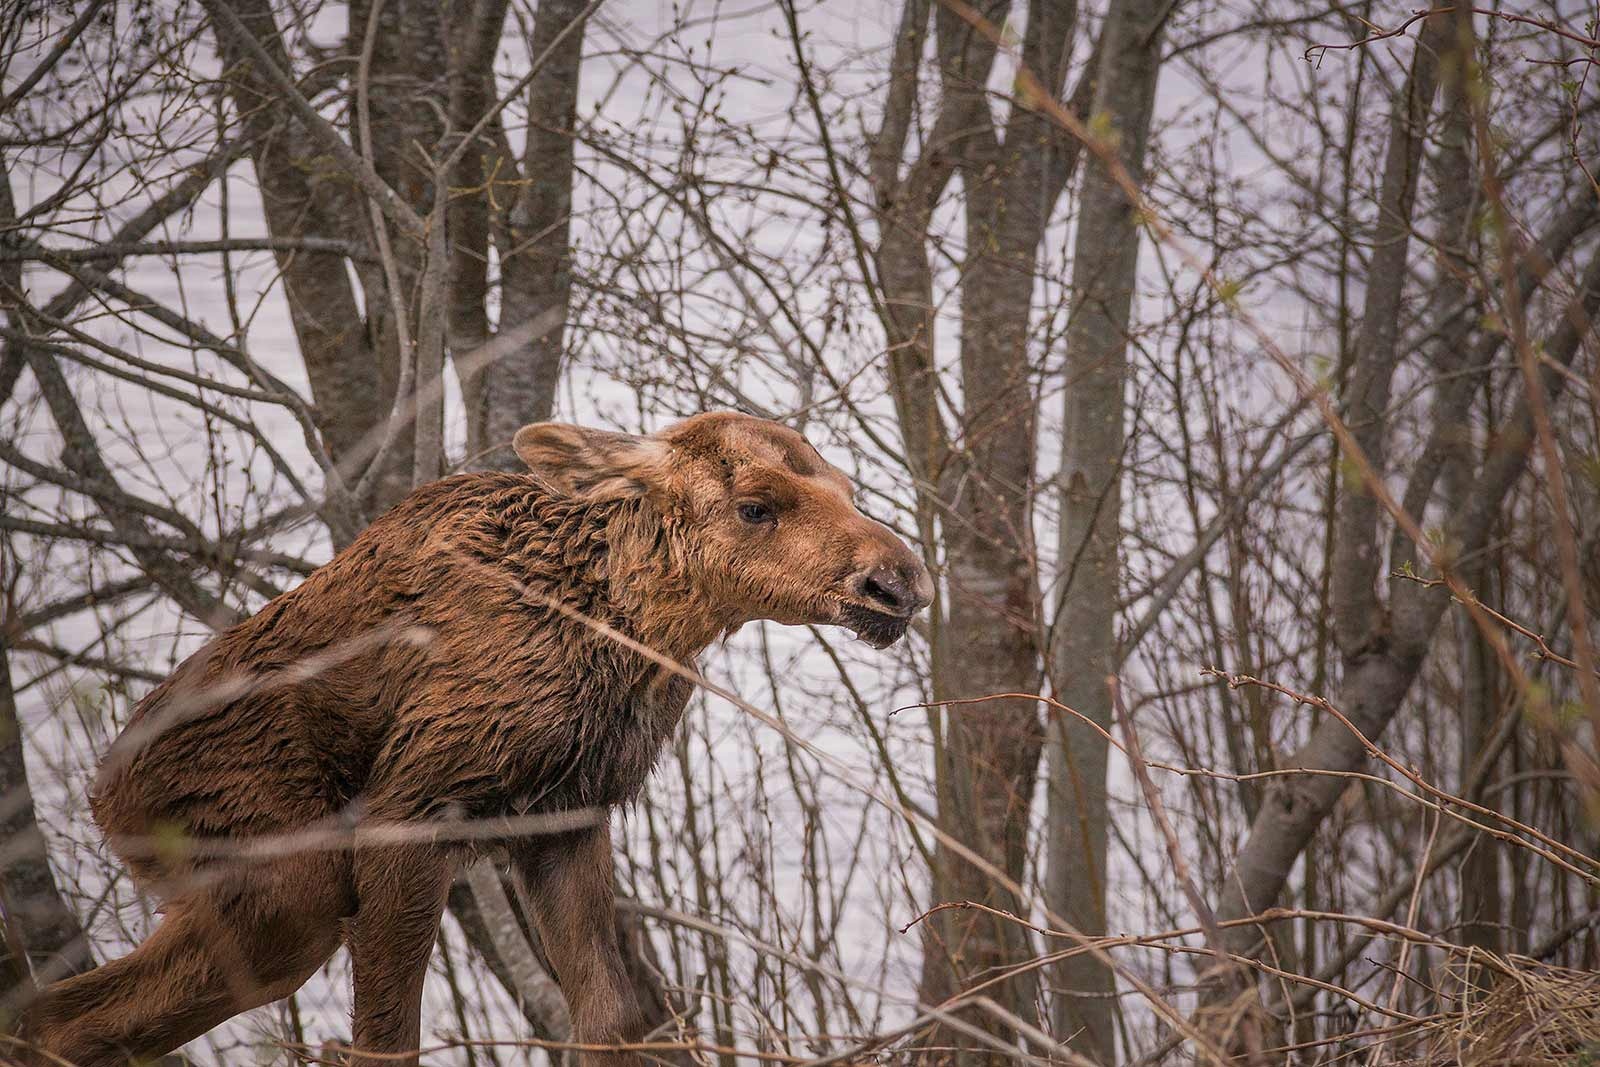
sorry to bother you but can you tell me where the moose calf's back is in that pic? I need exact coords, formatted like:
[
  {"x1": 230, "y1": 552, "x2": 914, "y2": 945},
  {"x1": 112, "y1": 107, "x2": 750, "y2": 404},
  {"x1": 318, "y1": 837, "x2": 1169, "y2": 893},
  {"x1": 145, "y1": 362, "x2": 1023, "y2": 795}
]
[{"x1": 92, "y1": 472, "x2": 707, "y2": 886}]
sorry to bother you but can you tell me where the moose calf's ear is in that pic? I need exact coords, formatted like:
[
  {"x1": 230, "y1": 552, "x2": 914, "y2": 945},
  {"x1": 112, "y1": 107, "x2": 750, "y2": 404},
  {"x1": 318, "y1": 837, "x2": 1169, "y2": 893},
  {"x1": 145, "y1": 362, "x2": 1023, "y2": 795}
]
[{"x1": 513, "y1": 422, "x2": 666, "y2": 502}]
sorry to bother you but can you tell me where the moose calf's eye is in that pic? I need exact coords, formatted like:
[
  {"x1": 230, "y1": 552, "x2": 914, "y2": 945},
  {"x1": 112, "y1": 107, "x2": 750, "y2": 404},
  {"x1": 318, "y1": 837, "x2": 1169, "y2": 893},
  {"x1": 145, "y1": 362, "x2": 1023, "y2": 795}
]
[{"x1": 737, "y1": 501, "x2": 774, "y2": 525}]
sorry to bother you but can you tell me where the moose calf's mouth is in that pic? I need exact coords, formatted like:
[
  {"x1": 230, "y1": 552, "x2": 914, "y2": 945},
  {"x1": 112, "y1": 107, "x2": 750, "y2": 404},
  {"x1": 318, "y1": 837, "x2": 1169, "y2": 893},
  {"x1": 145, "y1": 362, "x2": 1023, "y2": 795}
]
[{"x1": 838, "y1": 600, "x2": 914, "y2": 649}]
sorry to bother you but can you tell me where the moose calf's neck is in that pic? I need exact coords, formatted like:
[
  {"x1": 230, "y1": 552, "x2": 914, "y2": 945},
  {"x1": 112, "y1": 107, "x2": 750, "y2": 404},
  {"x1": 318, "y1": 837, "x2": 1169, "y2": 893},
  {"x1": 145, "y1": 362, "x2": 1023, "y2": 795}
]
[{"x1": 389, "y1": 476, "x2": 731, "y2": 811}]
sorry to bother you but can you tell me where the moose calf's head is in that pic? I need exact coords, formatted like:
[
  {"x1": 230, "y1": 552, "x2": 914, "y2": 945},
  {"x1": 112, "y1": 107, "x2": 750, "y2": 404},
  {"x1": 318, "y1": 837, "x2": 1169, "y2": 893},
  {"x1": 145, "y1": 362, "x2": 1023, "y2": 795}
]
[{"x1": 515, "y1": 411, "x2": 932, "y2": 647}]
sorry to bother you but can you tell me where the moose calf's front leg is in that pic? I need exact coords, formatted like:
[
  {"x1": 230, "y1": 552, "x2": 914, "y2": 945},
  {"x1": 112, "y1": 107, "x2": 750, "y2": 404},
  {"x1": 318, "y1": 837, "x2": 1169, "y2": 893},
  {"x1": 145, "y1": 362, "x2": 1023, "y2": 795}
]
[
  {"x1": 348, "y1": 844, "x2": 455, "y2": 1067},
  {"x1": 515, "y1": 823, "x2": 647, "y2": 1067}
]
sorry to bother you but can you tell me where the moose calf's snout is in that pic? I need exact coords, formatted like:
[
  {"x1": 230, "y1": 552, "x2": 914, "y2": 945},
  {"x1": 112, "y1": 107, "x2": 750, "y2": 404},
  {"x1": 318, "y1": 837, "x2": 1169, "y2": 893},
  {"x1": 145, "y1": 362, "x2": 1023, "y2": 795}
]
[{"x1": 854, "y1": 559, "x2": 933, "y2": 616}]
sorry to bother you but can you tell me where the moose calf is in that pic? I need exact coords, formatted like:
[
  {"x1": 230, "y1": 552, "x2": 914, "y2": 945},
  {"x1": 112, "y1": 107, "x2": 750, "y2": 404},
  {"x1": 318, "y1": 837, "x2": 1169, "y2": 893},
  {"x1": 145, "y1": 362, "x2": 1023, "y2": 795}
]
[{"x1": 21, "y1": 412, "x2": 931, "y2": 1066}]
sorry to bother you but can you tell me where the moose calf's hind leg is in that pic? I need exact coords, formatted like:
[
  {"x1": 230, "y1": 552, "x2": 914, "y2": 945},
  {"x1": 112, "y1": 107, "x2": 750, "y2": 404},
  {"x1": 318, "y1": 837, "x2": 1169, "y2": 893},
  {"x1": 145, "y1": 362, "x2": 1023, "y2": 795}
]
[
  {"x1": 25, "y1": 866, "x2": 345, "y2": 1067},
  {"x1": 348, "y1": 845, "x2": 455, "y2": 1067},
  {"x1": 514, "y1": 825, "x2": 646, "y2": 1067}
]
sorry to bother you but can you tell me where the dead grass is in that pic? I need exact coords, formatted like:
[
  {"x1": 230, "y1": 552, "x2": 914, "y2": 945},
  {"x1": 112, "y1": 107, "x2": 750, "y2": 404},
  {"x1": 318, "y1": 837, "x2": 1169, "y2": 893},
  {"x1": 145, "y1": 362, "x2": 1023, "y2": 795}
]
[{"x1": 1398, "y1": 958, "x2": 1600, "y2": 1067}]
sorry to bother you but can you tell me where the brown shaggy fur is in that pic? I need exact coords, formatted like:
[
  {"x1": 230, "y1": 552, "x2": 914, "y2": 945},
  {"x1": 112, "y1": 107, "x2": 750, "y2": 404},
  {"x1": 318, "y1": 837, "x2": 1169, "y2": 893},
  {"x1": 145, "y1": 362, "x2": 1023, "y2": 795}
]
[{"x1": 19, "y1": 412, "x2": 930, "y2": 1067}]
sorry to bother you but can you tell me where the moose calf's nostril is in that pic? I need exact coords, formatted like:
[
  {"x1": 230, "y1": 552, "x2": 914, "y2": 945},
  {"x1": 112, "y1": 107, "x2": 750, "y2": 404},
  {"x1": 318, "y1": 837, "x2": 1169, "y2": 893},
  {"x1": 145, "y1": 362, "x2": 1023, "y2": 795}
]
[{"x1": 859, "y1": 567, "x2": 908, "y2": 613}]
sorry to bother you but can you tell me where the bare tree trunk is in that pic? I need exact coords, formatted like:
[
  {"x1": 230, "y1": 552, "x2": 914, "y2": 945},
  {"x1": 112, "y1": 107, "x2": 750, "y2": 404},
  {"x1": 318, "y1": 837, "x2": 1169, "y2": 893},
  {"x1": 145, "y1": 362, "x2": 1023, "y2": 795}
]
[
  {"x1": 1046, "y1": 0, "x2": 1165, "y2": 1059},
  {"x1": 447, "y1": 0, "x2": 513, "y2": 463},
  {"x1": 1456, "y1": 562, "x2": 1503, "y2": 970},
  {"x1": 860, "y1": 0, "x2": 1093, "y2": 1054},
  {"x1": 909, "y1": 2, "x2": 1078, "y2": 1058},
  {"x1": 0, "y1": 635, "x2": 91, "y2": 1011},
  {"x1": 350, "y1": 0, "x2": 449, "y2": 499},
  {"x1": 202, "y1": 0, "x2": 390, "y2": 511},
  {"x1": 1428, "y1": 14, "x2": 1504, "y2": 987},
  {"x1": 1212, "y1": 9, "x2": 1454, "y2": 957},
  {"x1": 480, "y1": 0, "x2": 591, "y2": 467}
]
